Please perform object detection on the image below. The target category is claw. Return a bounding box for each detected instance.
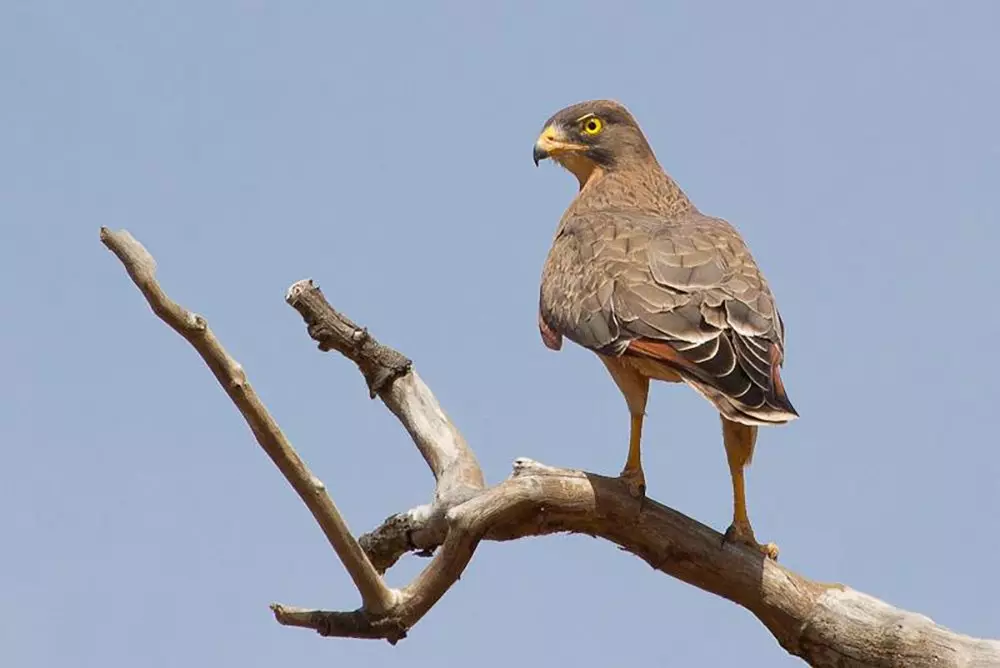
[722,521,779,560]
[617,469,647,523]
[618,468,646,500]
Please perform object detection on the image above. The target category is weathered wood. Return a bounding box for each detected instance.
[100,228,396,615]
[102,227,1000,666]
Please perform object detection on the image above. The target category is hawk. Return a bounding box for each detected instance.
[532,99,797,559]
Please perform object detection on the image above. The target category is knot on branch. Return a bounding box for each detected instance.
[359,507,444,573]
[286,280,412,397]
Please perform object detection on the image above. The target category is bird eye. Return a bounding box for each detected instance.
[581,117,603,135]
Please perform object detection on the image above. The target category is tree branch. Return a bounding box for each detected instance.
[99,227,395,614]
[102,228,1000,666]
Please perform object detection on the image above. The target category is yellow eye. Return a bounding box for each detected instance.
[581,117,603,135]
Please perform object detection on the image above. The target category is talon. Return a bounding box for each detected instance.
[722,522,779,561]
[618,469,646,500]
[617,470,647,523]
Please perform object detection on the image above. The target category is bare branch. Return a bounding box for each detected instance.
[280,274,1000,667]
[286,279,485,575]
[103,228,1000,666]
[286,280,485,502]
[99,227,395,614]
[270,604,407,642]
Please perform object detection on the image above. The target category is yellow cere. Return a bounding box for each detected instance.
[540,125,559,142]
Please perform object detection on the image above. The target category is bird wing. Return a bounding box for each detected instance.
[539,209,797,424]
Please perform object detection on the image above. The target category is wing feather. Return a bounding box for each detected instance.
[539,209,797,425]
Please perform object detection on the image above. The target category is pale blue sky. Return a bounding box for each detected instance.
[2,2,998,666]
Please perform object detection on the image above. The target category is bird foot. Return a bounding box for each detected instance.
[617,468,646,500]
[722,521,779,561]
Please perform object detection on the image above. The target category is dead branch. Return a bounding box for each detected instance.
[102,227,1000,667]
[98,227,395,615]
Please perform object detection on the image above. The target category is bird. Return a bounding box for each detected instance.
[532,99,797,559]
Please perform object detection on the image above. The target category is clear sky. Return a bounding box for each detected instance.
[2,2,998,666]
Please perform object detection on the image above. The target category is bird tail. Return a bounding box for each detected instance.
[626,337,799,427]
[681,374,798,426]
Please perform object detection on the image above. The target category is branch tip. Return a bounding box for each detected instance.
[285,278,316,304]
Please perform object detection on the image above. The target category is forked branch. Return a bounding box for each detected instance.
[101,227,1000,666]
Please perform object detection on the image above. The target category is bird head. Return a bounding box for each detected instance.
[533,99,655,185]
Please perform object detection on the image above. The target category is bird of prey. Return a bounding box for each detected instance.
[532,99,797,559]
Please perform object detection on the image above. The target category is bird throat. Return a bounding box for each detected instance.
[554,153,604,190]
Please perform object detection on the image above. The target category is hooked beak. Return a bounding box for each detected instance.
[532,143,549,166]
[533,124,585,166]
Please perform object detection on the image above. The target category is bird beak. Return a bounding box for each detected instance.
[533,124,584,166]
[532,143,549,167]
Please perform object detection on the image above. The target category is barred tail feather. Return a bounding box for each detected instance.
[625,336,799,426]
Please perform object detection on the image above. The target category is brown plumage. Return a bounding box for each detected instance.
[533,99,797,559]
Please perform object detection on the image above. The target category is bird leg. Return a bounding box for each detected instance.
[599,356,651,500]
[721,416,779,560]
[620,412,647,498]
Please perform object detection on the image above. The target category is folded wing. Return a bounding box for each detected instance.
[539,209,798,425]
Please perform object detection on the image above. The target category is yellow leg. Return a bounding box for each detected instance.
[599,356,650,498]
[621,412,647,496]
[721,416,778,560]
